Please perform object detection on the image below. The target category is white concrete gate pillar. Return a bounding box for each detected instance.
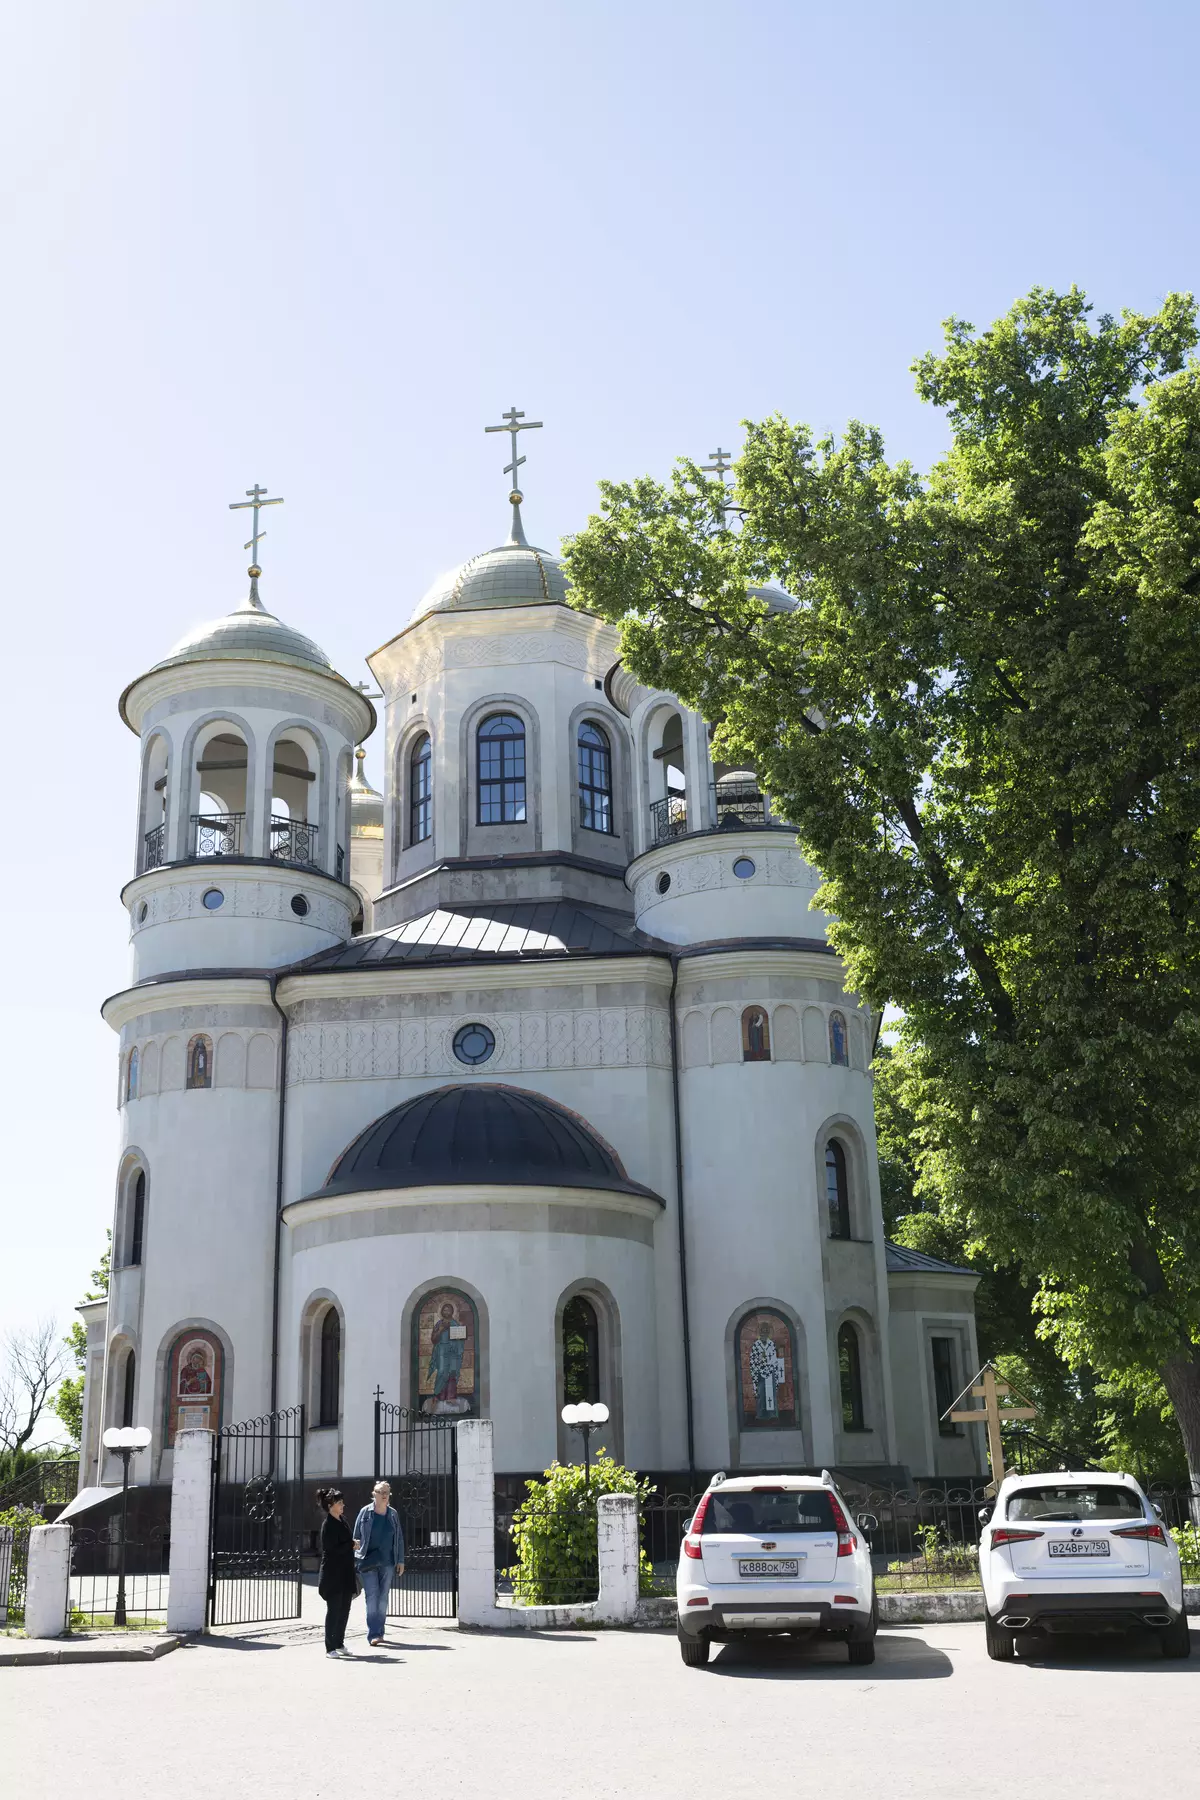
[25,1523,71,1637]
[167,1428,214,1632]
[455,1417,499,1627]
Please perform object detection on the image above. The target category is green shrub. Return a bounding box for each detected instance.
[0,1505,42,1624]
[1172,1523,1200,1581]
[505,1453,656,1605]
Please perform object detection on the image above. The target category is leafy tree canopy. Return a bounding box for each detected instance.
[563,288,1200,1479]
[51,1236,110,1446]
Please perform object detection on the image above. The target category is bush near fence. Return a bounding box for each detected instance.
[500,1454,655,1606]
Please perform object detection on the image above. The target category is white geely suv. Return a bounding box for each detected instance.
[675,1472,877,1667]
[980,1470,1190,1660]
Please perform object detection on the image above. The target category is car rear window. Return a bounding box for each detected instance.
[701,1490,837,1535]
[1006,1484,1144,1522]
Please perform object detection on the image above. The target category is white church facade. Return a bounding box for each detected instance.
[80,458,983,1496]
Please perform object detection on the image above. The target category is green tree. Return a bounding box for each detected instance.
[563,287,1200,1481]
[51,1236,110,1445]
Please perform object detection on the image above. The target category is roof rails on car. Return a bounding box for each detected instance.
[820,1469,834,1486]
[709,1471,726,1487]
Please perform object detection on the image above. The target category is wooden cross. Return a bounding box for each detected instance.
[949,1364,1036,1491]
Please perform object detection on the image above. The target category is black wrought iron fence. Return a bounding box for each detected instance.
[373,1401,458,1619]
[641,1490,704,1594]
[496,1491,599,1607]
[713,780,769,829]
[649,795,689,844]
[192,811,245,857]
[1147,1484,1200,1575]
[142,822,167,871]
[270,815,319,867]
[843,1482,989,1590]
[0,1457,78,1514]
[209,1405,306,1627]
[0,1513,36,1626]
[68,1522,170,1629]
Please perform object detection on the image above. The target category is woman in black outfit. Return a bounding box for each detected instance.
[317,1487,357,1657]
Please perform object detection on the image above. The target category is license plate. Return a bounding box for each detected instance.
[1048,1538,1110,1557]
[739,1558,799,1578]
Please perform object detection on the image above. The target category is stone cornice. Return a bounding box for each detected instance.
[283,1181,664,1230]
[120,858,353,909]
[675,946,850,986]
[276,955,674,1006]
[119,656,376,740]
[101,976,270,1031]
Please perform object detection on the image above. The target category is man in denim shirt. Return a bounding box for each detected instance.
[353,1480,405,1645]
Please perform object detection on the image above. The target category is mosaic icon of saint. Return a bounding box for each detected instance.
[179,1345,213,1396]
[423,1303,471,1416]
[749,1326,786,1420]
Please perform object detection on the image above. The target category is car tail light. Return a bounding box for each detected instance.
[682,1534,703,1559]
[690,1493,712,1534]
[991,1528,1044,1546]
[827,1492,858,1557]
[834,1595,858,1604]
[1113,1524,1167,1545]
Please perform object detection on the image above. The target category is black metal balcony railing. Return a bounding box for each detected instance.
[649,795,689,844]
[191,811,245,858]
[714,780,770,830]
[336,844,345,882]
[142,823,166,872]
[270,814,319,868]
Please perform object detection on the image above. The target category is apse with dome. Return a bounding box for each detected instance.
[81,435,983,1503]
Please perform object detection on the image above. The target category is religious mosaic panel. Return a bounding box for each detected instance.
[165,1329,224,1443]
[412,1288,478,1417]
[735,1307,799,1430]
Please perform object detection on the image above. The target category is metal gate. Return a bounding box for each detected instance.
[374,1397,458,1617]
[208,1405,306,1627]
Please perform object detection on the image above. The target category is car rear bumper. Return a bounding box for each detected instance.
[991,1590,1181,1633]
[677,1599,873,1642]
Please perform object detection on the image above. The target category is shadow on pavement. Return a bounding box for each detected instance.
[1012,1623,1199,1672]
[706,1631,953,1680]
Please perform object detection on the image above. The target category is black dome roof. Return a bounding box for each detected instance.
[307,1084,662,1204]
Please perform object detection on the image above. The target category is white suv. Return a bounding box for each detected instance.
[675,1472,877,1667]
[980,1470,1190,1660]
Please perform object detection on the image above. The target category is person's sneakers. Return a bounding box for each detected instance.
[326,1650,340,1659]
[334,1647,354,1659]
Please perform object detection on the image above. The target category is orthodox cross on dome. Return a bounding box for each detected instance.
[485,407,542,544]
[700,445,740,518]
[229,484,284,604]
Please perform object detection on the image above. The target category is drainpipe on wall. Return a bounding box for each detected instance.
[668,952,697,1484]
[268,973,290,1418]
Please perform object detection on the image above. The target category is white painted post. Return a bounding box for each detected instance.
[595,1493,639,1624]
[455,1418,499,1628]
[167,1428,214,1633]
[25,1523,71,1638]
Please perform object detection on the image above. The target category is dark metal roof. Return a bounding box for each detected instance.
[884,1240,977,1278]
[305,1083,663,1204]
[296,902,667,971]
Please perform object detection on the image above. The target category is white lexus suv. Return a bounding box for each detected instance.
[675,1472,877,1667]
[980,1470,1190,1660]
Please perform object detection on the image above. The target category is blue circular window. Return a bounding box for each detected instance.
[453,1022,496,1067]
[202,888,224,910]
[732,857,756,880]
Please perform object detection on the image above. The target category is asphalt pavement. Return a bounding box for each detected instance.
[2,1611,1196,1798]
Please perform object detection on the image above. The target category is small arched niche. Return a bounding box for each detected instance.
[555,1283,623,1464]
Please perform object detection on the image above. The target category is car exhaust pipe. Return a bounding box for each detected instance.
[999,1614,1031,1630]
[1144,1613,1173,1628]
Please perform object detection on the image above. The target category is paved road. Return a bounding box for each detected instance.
[3,1612,1197,1797]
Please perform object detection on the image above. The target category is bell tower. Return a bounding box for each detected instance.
[118,488,376,981]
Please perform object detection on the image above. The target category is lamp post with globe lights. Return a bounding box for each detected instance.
[560,1401,609,1487]
[100,1425,152,1626]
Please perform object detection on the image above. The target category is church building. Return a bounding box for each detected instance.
[79,427,982,1496]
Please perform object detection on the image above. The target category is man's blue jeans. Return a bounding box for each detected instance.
[360,1565,392,1641]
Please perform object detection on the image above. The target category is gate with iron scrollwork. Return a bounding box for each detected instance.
[208,1405,306,1626]
[374,1397,458,1618]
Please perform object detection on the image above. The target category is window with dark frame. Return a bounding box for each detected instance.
[186,1034,212,1090]
[318,1307,341,1429]
[121,1350,136,1429]
[477,713,526,824]
[577,721,613,833]
[742,1007,771,1061]
[838,1322,865,1430]
[931,1335,961,1435]
[562,1294,600,1406]
[129,1169,146,1266]
[125,1047,139,1102]
[825,1139,850,1239]
[409,733,432,843]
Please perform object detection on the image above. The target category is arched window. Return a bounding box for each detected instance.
[129,1169,146,1267]
[318,1307,341,1428]
[124,1048,139,1103]
[186,1034,213,1090]
[409,733,432,844]
[838,1323,865,1430]
[829,1010,849,1066]
[825,1139,850,1239]
[742,1006,771,1062]
[577,722,613,834]
[121,1349,136,1429]
[562,1295,600,1405]
[477,714,526,824]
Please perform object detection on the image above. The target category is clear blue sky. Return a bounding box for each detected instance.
[3,0,1197,1378]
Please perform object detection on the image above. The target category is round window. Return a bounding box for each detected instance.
[137,901,149,923]
[453,1022,496,1067]
[202,888,224,911]
[655,871,671,895]
[290,894,310,917]
[732,857,756,879]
